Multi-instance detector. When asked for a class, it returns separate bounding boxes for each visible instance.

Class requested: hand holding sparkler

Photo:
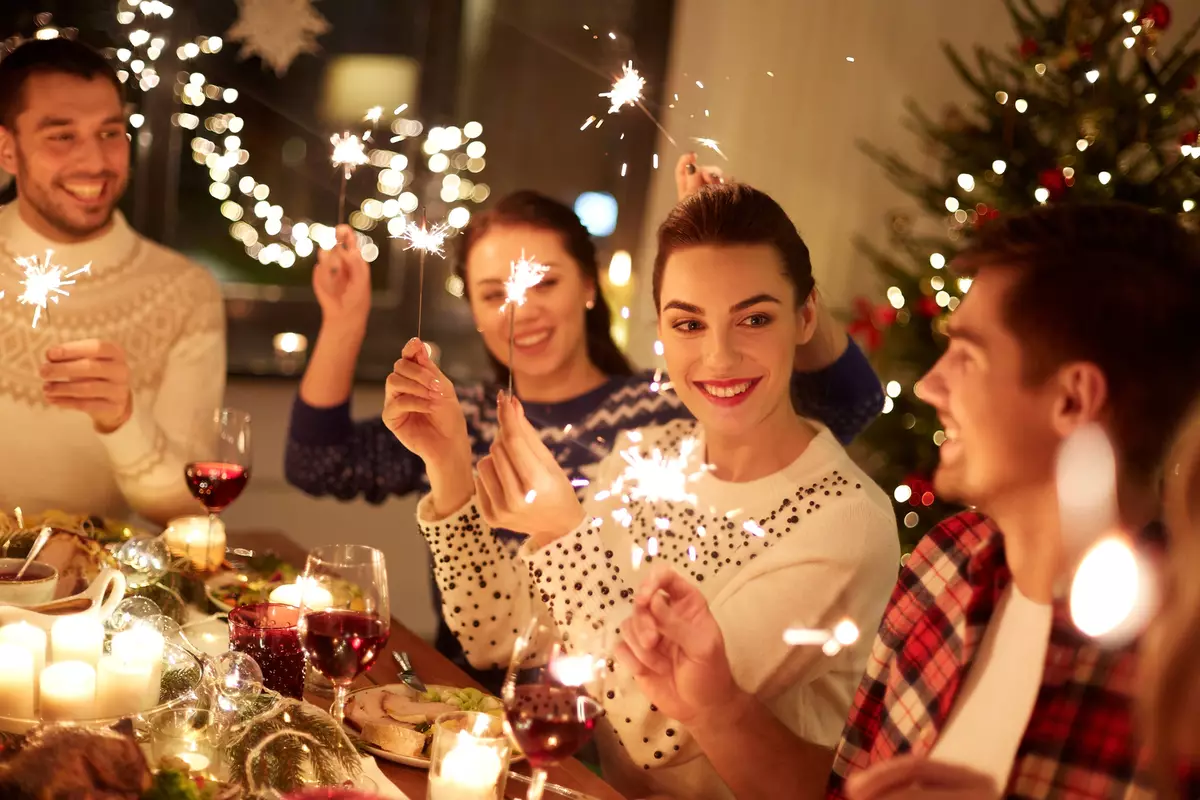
[313,225,371,334]
[40,339,133,433]
[330,131,370,228]
[675,153,724,201]
[475,392,583,543]
[615,565,742,727]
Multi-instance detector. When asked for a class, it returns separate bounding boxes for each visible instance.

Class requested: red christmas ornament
[1143,1,1172,30]
[1182,130,1199,147]
[1076,40,1093,60]
[878,305,898,327]
[1039,167,1067,199]
[1184,74,1197,91]
[848,297,892,352]
[902,474,936,507]
[1019,37,1039,59]
[975,205,1001,228]
[916,296,940,318]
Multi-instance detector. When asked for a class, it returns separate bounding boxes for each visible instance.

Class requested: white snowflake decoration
[226,0,330,77]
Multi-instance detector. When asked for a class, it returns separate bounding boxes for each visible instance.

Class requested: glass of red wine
[184,408,251,571]
[502,619,607,800]
[297,544,390,726]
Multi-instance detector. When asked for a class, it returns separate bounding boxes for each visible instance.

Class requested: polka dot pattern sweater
[417,419,900,800]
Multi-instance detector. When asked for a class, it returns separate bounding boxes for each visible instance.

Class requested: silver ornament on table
[104,596,162,633]
[113,535,171,589]
[212,650,264,711]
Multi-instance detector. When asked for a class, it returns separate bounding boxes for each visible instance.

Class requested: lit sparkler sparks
[329,132,370,178]
[364,106,384,124]
[398,219,450,258]
[691,136,728,160]
[14,250,91,328]
[599,61,645,114]
[609,437,704,505]
[783,618,860,656]
[503,251,550,310]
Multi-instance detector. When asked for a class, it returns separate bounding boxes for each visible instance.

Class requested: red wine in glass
[185,461,250,512]
[301,610,389,682]
[504,684,601,768]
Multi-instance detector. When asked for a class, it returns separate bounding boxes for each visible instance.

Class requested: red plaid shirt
[826,511,1162,799]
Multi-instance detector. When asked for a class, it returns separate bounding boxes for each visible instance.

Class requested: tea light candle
[111,626,165,706]
[0,621,47,677]
[429,734,505,800]
[51,615,104,667]
[40,661,96,720]
[0,643,35,720]
[163,516,226,571]
[96,654,155,718]
[269,580,333,612]
[175,751,211,773]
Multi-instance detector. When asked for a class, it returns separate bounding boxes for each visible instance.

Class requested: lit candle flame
[600,61,645,114]
[502,251,549,310]
[14,250,91,328]
[397,219,450,258]
[329,132,370,179]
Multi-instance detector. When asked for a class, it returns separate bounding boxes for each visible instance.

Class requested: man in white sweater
[0,38,225,524]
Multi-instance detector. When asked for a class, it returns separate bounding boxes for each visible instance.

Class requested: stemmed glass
[297,544,390,726]
[185,408,252,571]
[502,620,607,800]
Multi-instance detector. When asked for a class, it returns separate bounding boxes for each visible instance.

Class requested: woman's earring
[585,299,595,310]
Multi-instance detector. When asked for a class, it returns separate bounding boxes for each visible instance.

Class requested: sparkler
[13,250,91,328]
[396,212,450,338]
[784,618,860,657]
[501,251,550,395]
[599,61,645,114]
[691,136,728,160]
[329,131,370,227]
[608,437,704,505]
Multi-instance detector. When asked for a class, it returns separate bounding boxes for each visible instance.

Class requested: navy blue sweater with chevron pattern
[284,340,883,501]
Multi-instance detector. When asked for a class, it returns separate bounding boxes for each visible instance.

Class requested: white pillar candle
[40,661,96,721]
[268,580,333,612]
[51,615,105,667]
[0,621,47,677]
[96,655,155,718]
[111,626,165,706]
[0,643,35,720]
[162,516,226,571]
[429,735,505,800]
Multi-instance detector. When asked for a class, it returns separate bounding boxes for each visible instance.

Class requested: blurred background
[1,0,1166,639]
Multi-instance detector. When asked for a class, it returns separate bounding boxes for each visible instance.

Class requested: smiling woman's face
[657,243,810,438]
[464,223,595,381]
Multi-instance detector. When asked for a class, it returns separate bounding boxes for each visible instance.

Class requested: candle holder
[229,603,306,699]
[148,707,220,780]
[162,516,227,572]
[427,711,511,800]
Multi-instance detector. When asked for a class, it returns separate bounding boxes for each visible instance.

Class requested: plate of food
[205,553,297,612]
[344,683,520,768]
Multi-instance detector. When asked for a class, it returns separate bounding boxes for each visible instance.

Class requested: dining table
[232,531,628,800]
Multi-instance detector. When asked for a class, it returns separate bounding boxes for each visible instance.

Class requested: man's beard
[16,163,125,240]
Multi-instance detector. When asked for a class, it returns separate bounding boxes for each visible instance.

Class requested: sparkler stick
[14,250,91,329]
[329,132,369,229]
[501,251,549,395]
[395,210,450,339]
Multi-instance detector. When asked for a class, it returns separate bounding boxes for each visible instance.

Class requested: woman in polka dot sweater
[391,184,900,800]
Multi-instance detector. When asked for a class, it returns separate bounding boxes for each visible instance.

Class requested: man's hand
[615,565,745,727]
[846,756,999,800]
[41,339,133,433]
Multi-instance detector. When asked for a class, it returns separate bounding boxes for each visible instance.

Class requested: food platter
[343,683,521,769]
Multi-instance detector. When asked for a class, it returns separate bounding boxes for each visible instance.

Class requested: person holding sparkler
[407,184,899,800]
[289,176,885,683]
[611,203,1200,800]
[0,39,225,524]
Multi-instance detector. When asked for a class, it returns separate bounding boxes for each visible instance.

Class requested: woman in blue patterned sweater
[285,156,884,682]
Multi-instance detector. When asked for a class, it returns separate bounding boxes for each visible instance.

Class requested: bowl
[0,559,58,607]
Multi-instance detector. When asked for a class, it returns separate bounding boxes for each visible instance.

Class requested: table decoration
[50,613,105,666]
[0,644,35,723]
[39,660,97,720]
[0,621,46,675]
[149,707,220,780]
[269,579,333,612]
[164,516,228,573]
[426,711,510,800]
[229,603,307,699]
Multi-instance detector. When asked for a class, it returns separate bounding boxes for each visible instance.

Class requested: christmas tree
[852,0,1200,550]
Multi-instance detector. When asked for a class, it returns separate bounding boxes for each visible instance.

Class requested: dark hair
[0,38,123,130]
[652,183,815,310]
[453,190,632,384]
[954,203,1200,476]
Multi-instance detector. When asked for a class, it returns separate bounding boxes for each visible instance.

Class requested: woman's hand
[382,338,472,515]
[675,153,724,201]
[474,393,584,544]
[314,225,372,335]
[615,565,744,728]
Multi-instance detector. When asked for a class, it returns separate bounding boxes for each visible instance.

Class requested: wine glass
[185,408,252,571]
[297,545,390,726]
[502,619,607,800]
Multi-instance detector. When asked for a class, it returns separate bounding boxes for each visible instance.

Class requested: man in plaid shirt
[616,203,1200,799]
